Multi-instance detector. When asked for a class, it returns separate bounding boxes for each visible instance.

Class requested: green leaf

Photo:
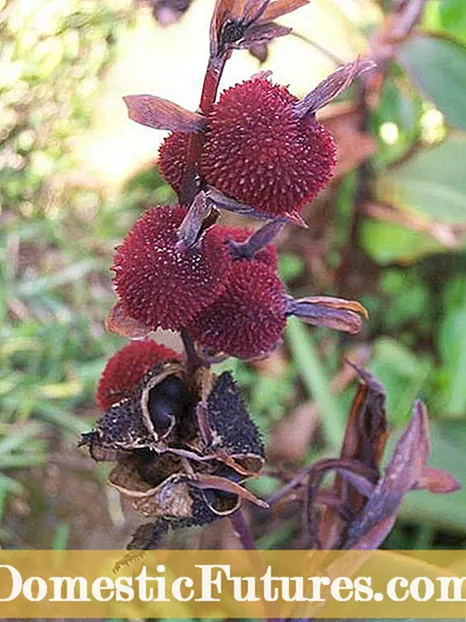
[398,33,466,131]
[369,338,434,425]
[440,0,466,44]
[437,276,466,416]
[361,219,443,264]
[378,136,466,225]
[285,318,345,449]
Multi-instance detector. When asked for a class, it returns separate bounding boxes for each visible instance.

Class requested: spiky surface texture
[215,225,278,269]
[158,79,336,218]
[158,131,190,194]
[201,78,336,217]
[112,205,232,330]
[189,260,287,359]
[97,340,180,411]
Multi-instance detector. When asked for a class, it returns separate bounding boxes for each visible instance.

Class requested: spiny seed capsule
[158,78,336,219]
[112,205,232,330]
[201,78,336,218]
[189,260,287,360]
[159,131,190,196]
[96,340,180,411]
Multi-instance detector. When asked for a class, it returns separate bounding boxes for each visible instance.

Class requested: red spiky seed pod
[189,260,287,360]
[97,340,180,411]
[112,205,232,330]
[158,131,190,195]
[201,77,336,218]
[158,78,336,219]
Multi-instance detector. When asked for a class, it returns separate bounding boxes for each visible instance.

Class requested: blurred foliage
[1,0,466,553]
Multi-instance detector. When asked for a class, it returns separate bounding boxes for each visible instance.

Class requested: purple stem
[230,510,283,622]
[230,220,284,260]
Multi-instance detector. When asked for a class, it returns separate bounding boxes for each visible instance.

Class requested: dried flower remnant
[82,352,265,549]
[210,0,309,59]
[272,368,460,551]
[112,205,232,330]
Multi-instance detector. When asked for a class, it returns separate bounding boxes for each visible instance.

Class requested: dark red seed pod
[158,131,190,194]
[214,225,278,269]
[201,78,336,218]
[97,340,180,411]
[189,260,287,360]
[112,205,232,330]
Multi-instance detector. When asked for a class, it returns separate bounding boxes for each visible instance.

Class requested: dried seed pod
[82,360,187,454]
[189,260,287,360]
[204,372,265,473]
[97,340,181,411]
[108,453,194,519]
[112,205,233,330]
[83,363,266,550]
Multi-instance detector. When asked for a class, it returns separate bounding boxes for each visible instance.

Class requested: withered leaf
[414,466,461,494]
[191,473,268,508]
[123,95,206,132]
[289,296,368,334]
[344,401,431,548]
[294,58,376,118]
[106,302,152,339]
[259,0,308,23]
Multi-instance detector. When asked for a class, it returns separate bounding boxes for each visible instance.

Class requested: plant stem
[230,510,284,622]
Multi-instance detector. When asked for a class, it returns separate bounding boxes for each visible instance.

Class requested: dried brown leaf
[415,466,461,494]
[105,303,152,339]
[295,58,376,117]
[259,0,308,23]
[289,296,368,334]
[123,95,206,132]
[191,474,269,508]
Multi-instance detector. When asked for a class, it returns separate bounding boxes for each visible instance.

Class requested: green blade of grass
[286,318,345,449]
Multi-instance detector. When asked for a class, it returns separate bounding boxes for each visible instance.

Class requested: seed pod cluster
[112,205,290,359]
[82,341,265,549]
[88,2,371,551]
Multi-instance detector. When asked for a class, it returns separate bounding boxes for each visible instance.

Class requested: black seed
[147,376,186,432]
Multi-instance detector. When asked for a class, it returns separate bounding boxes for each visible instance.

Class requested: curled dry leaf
[259,0,308,22]
[271,368,460,552]
[105,302,152,339]
[123,95,206,132]
[345,401,432,548]
[191,474,269,508]
[294,58,377,118]
[288,295,368,334]
[414,466,461,494]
